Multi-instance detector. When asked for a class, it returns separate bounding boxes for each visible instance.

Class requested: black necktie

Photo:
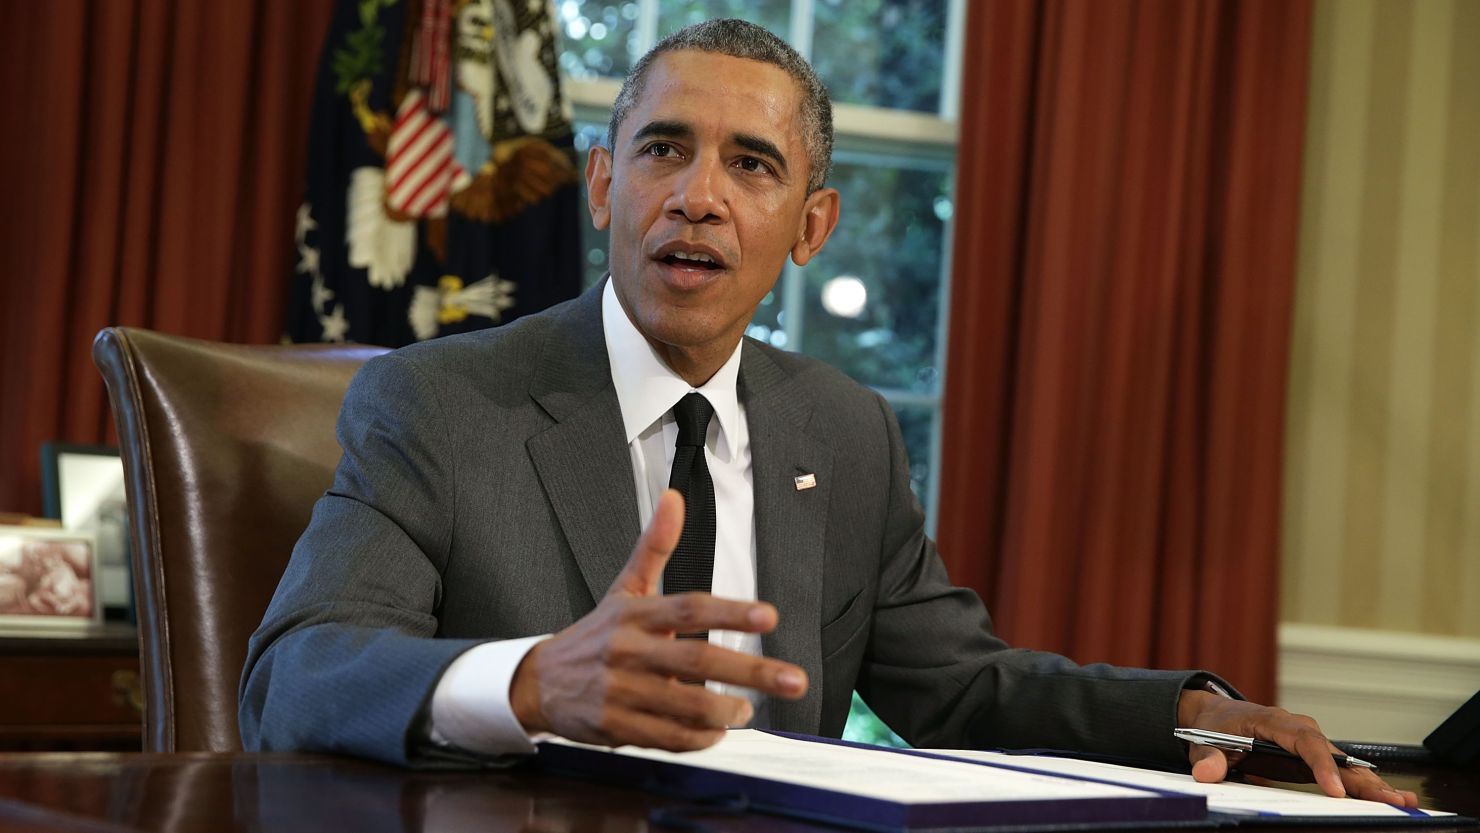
[664,393,716,642]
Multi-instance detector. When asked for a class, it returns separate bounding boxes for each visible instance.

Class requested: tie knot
[673,393,714,448]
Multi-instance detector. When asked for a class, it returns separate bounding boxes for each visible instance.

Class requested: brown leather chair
[93,328,387,753]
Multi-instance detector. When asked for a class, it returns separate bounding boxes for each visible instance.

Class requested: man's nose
[665,157,728,224]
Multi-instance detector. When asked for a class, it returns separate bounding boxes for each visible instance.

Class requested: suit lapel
[741,342,832,733]
[526,285,641,605]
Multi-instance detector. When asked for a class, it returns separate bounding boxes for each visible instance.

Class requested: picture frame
[40,442,133,621]
[0,525,101,627]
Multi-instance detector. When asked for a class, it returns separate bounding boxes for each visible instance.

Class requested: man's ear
[790,187,840,267]
[585,146,613,231]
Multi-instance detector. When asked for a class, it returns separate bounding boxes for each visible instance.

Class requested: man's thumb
[1189,744,1230,784]
[610,489,685,597]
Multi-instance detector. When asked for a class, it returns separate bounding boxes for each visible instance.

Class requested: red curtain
[937,0,1311,705]
[0,1,334,516]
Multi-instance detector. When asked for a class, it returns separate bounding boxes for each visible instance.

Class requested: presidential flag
[285,0,582,347]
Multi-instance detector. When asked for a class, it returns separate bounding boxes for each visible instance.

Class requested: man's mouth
[659,250,724,271]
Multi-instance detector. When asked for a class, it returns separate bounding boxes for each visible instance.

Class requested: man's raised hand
[508,489,808,751]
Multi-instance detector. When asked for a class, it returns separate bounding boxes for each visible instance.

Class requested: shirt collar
[602,279,743,459]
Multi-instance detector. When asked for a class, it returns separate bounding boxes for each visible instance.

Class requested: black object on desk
[1427,690,1480,767]
[1334,741,1436,767]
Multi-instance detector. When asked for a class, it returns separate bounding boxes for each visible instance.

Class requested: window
[561,0,964,747]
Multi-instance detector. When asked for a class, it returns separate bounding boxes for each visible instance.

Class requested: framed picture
[0,526,100,627]
[40,443,133,620]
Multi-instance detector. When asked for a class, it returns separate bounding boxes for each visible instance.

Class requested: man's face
[586,51,839,372]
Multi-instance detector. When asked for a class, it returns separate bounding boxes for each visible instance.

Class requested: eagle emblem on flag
[285,0,582,347]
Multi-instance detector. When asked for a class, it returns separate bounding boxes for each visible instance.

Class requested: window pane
[890,402,935,508]
[573,122,611,290]
[811,0,947,113]
[798,156,950,394]
[557,1,643,79]
[744,288,787,349]
[658,0,790,42]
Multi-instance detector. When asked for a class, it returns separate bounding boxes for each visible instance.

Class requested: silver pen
[1175,728,1377,770]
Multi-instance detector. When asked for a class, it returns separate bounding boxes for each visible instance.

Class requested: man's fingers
[1335,755,1420,807]
[593,706,727,752]
[1341,768,1418,807]
[1240,721,1344,797]
[630,635,808,699]
[1330,744,1419,807]
[1188,744,1228,784]
[608,669,754,729]
[597,614,805,698]
[609,490,685,598]
[626,593,779,635]
[1228,709,1345,797]
[1291,730,1345,798]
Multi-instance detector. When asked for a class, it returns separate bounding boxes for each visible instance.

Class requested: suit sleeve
[238,353,488,766]
[855,393,1235,765]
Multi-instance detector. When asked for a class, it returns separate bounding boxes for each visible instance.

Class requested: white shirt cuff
[428,634,551,755]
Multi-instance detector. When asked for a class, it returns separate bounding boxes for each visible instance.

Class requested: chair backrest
[93,327,387,753]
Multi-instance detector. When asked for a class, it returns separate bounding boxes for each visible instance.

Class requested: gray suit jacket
[240,282,1216,766]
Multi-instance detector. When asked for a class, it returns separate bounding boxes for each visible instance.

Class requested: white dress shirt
[428,281,760,755]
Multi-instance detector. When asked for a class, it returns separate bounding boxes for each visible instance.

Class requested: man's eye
[645,143,676,157]
[736,157,771,174]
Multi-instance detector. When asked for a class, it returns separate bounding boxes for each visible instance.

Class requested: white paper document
[550,729,1165,805]
[921,746,1456,820]
[542,729,1460,826]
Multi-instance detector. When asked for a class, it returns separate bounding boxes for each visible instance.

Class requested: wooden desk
[0,751,1474,833]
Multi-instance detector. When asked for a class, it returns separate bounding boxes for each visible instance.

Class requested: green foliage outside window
[843,691,908,748]
[812,0,947,113]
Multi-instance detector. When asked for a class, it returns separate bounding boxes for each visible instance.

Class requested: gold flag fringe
[349,81,393,158]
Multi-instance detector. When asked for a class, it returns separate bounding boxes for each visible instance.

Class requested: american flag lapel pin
[793,473,817,491]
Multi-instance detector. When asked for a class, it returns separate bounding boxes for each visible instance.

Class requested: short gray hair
[606,19,834,193]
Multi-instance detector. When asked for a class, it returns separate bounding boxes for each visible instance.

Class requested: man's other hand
[1177,690,1418,807]
[508,489,809,751]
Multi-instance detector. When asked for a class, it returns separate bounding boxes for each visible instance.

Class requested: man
[241,19,1414,806]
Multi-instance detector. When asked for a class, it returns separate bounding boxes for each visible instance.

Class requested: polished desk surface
[0,751,1474,833]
